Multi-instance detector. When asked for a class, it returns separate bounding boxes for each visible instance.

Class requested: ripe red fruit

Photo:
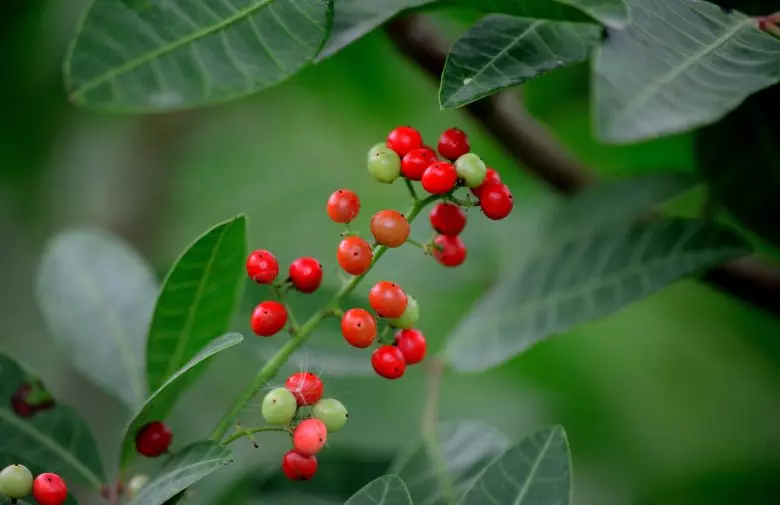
[11,383,54,418]
[429,203,466,236]
[480,183,514,220]
[246,250,279,284]
[32,473,68,505]
[401,147,437,181]
[371,346,406,379]
[282,450,318,481]
[370,210,410,248]
[341,308,377,348]
[135,421,173,457]
[337,236,373,275]
[438,128,470,161]
[433,235,467,267]
[471,168,501,199]
[368,281,408,318]
[289,257,323,293]
[285,372,324,406]
[421,161,458,195]
[327,189,361,223]
[292,419,328,456]
[251,301,288,337]
[386,126,423,156]
[395,329,427,365]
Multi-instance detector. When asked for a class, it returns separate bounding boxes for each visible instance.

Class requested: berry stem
[445,195,477,207]
[405,238,427,250]
[404,178,420,202]
[271,285,301,333]
[221,426,290,446]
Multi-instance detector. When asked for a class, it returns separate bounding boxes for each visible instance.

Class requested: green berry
[0,464,33,499]
[388,295,419,329]
[262,387,298,425]
[312,398,348,433]
[368,150,401,184]
[368,142,393,160]
[455,153,487,188]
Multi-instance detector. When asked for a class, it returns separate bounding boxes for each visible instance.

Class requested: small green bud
[312,398,348,432]
[455,153,487,188]
[262,387,298,425]
[0,464,33,499]
[388,295,419,329]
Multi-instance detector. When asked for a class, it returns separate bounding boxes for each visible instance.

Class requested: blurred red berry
[429,203,466,236]
[437,128,470,161]
[387,126,423,156]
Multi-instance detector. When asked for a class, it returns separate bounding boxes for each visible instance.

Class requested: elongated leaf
[696,86,780,249]
[593,0,780,143]
[445,218,750,372]
[120,333,243,470]
[0,355,105,488]
[147,215,246,392]
[440,15,600,108]
[66,0,333,111]
[392,422,510,505]
[458,425,571,505]
[36,229,157,409]
[555,0,628,28]
[126,442,233,505]
[344,475,412,505]
[453,0,591,23]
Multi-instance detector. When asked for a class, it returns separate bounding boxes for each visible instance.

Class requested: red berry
[246,250,279,284]
[433,235,467,267]
[341,308,377,348]
[429,203,466,236]
[371,346,406,379]
[251,301,288,337]
[395,329,427,365]
[471,168,501,199]
[421,161,458,195]
[285,372,324,406]
[289,257,323,293]
[135,421,173,457]
[368,281,408,319]
[387,126,423,156]
[438,128,470,161]
[327,189,361,224]
[401,147,437,181]
[11,383,54,418]
[370,210,410,248]
[282,450,318,481]
[32,473,68,505]
[292,419,328,456]
[337,236,373,276]
[480,183,514,220]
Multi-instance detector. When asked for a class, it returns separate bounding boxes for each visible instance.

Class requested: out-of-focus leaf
[554,0,628,27]
[343,475,412,505]
[453,0,591,23]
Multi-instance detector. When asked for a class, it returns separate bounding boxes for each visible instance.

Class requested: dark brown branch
[385,14,780,316]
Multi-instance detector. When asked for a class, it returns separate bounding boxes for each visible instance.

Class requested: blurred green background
[3,2,780,504]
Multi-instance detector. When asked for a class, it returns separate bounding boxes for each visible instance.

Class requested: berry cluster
[0,465,67,505]
[261,372,347,481]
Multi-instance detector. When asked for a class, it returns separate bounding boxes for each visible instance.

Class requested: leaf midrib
[513,430,556,505]
[134,455,231,503]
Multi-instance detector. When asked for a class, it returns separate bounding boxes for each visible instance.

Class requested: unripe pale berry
[246,249,279,284]
[262,387,298,425]
[341,308,377,348]
[480,183,514,220]
[282,451,318,481]
[368,149,401,184]
[368,281,408,319]
[327,189,361,224]
[401,147,437,181]
[292,419,328,456]
[251,300,288,337]
[368,142,393,160]
[421,161,458,195]
[387,126,423,156]
[471,167,501,199]
[0,464,33,499]
[135,421,173,457]
[285,372,324,406]
[429,203,466,236]
[32,473,68,505]
[371,345,406,379]
[433,235,467,267]
[289,257,323,293]
[312,398,348,432]
[438,128,470,161]
[370,210,410,248]
[388,295,419,329]
[126,474,149,498]
[395,329,427,365]
[337,236,373,276]
[455,153,487,188]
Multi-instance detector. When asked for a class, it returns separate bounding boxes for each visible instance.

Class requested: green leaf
[593,0,780,144]
[444,218,750,372]
[458,425,571,505]
[125,442,233,505]
[554,0,628,28]
[65,0,333,112]
[439,15,600,108]
[147,215,247,393]
[391,422,510,505]
[120,333,243,470]
[453,0,592,23]
[36,229,158,409]
[696,86,780,249]
[344,475,412,505]
[0,354,105,488]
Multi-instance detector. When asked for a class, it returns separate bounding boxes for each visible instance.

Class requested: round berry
[126,474,149,498]
[32,474,67,505]
[401,147,437,181]
[368,142,393,160]
[337,236,373,276]
[388,295,419,330]
[471,168,501,199]
[289,257,323,293]
[454,153,487,188]
[326,189,361,224]
[429,203,466,236]
[368,281,408,319]
[341,308,377,348]
[371,346,406,379]
[282,450,318,481]
[0,464,33,499]
[433,235,467,267]
[368,149,401,184]
[480,183,514,220]
[135,421,173,457]
[292,419,328,456]
[246,249,279,284]
[438,128,470,161]
[387,126,423,156]
[421,161,458,195]
[261,387,298,425]
[10,385,35,418]
[370,210,410,248]
[395,329,427,365]
[312,398,348,433]
[285,372,324,406]
[251,301,288,337]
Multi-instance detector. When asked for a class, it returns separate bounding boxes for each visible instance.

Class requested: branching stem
[221,426,290,446]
